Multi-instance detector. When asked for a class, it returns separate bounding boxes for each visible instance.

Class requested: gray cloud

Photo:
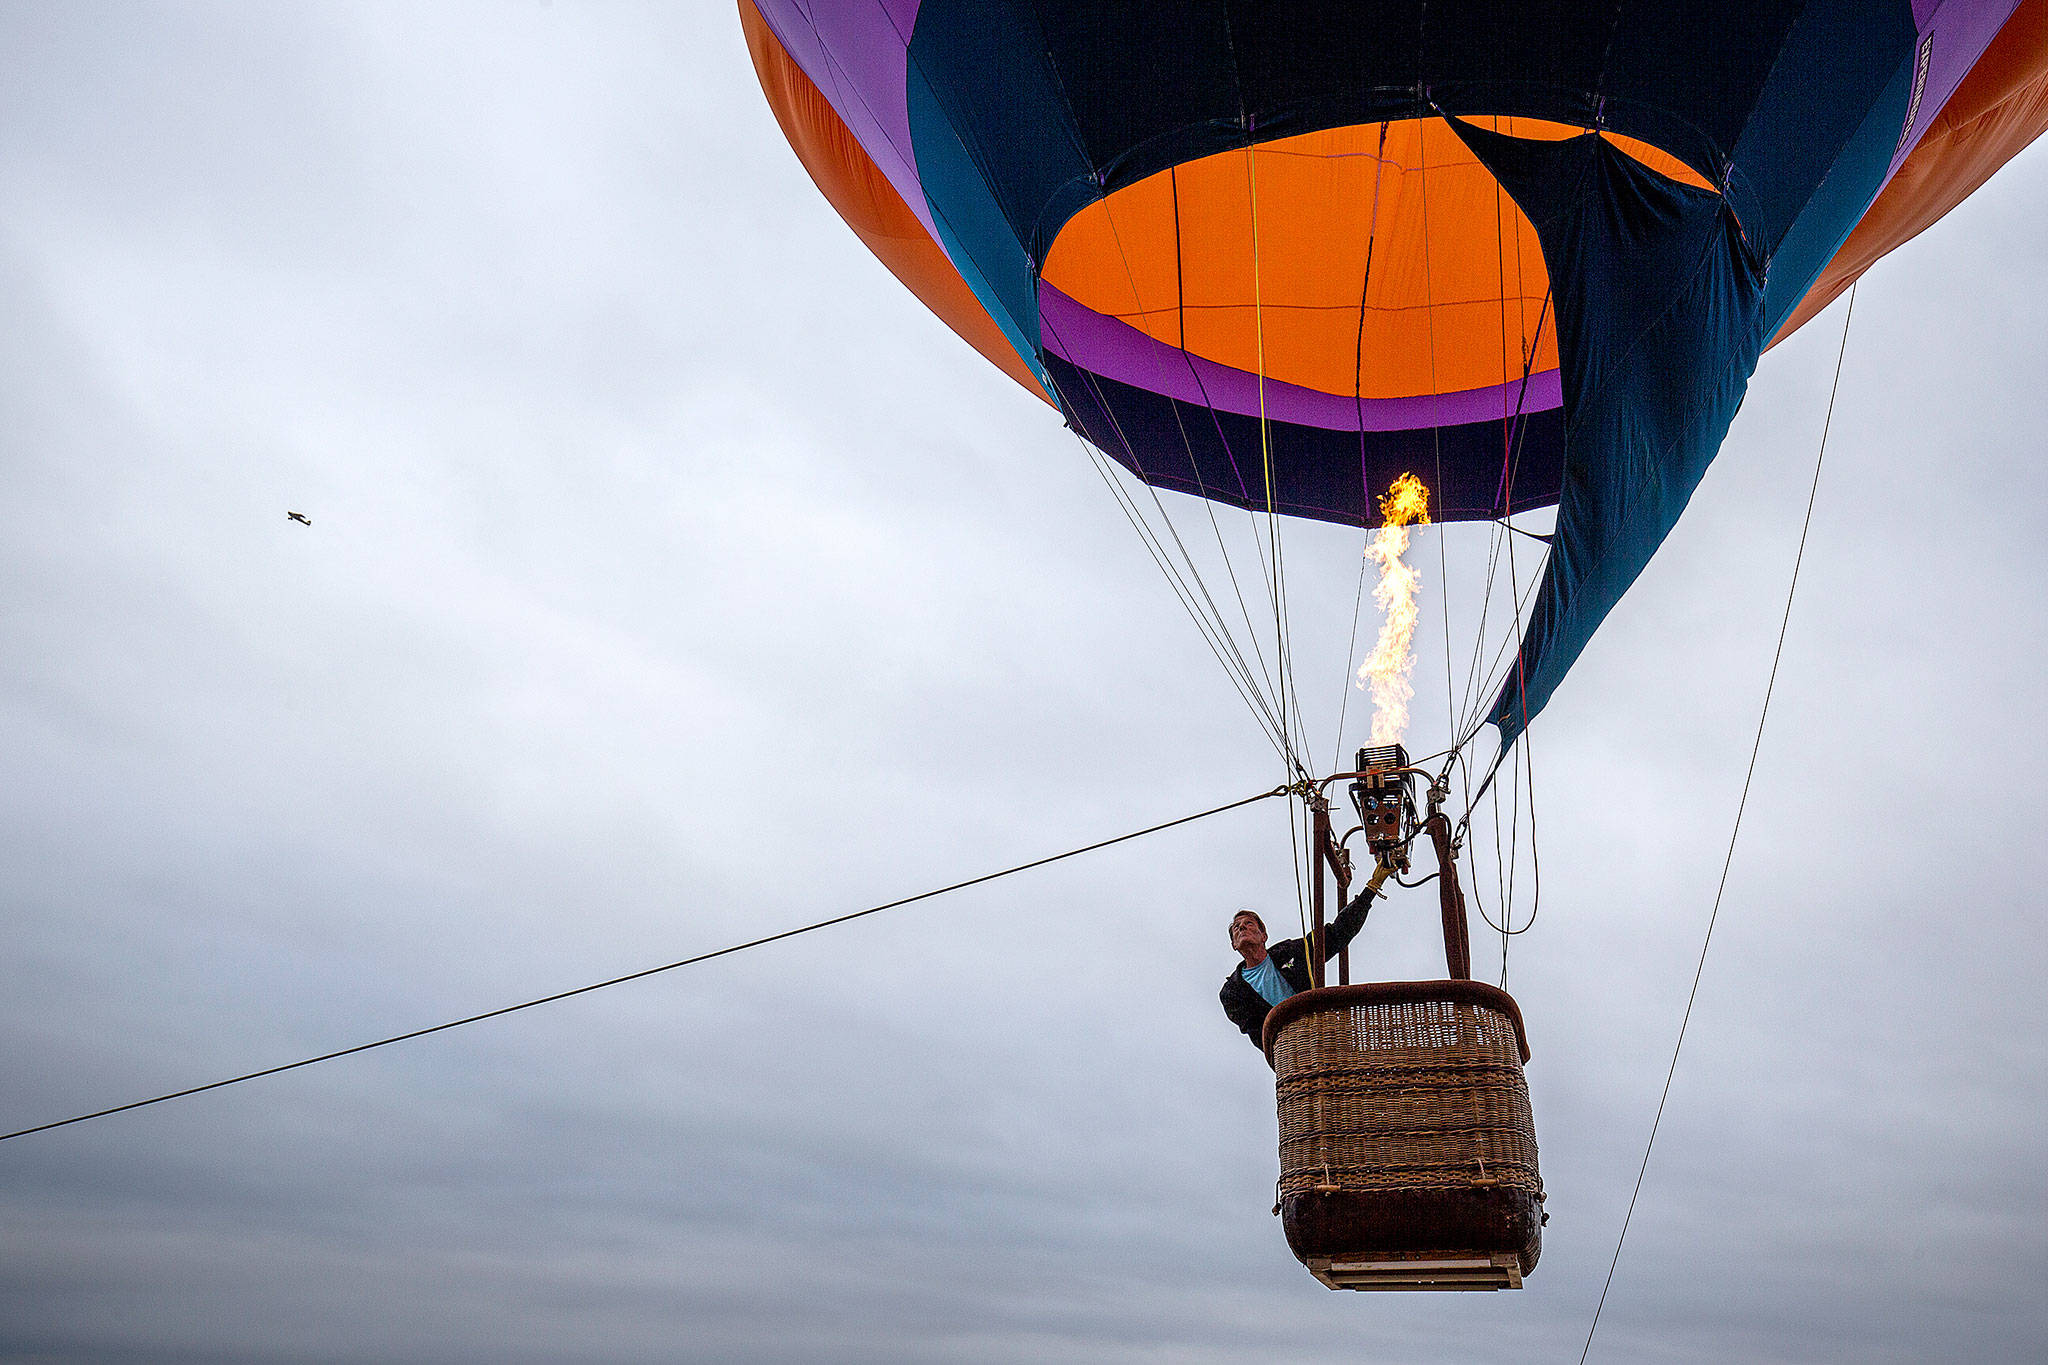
[3,3,2046,1362]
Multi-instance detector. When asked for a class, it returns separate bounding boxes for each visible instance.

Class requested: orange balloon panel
[1041,117,1709,402]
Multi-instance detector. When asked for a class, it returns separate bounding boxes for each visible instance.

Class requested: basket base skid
[1305,1252,1524,1292]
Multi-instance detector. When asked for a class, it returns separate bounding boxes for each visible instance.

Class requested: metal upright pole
[1426,810,1472,980]
[1327,822,1353,987]
[1309,798,1329,988]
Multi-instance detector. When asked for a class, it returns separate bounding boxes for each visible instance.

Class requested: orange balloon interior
[1041,117,1711,402]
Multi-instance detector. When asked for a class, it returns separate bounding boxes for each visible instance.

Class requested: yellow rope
[1247,138,1313,968]
[1248,144,1274,519]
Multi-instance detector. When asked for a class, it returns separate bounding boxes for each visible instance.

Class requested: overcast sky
[3,4,2046,1362]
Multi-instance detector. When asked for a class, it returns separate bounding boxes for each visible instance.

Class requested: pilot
[1220,862,1391,1050]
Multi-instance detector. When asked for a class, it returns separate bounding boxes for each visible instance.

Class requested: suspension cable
[1044,353,1298,763]
[1243,138,1317,943]
[1062,176,1314,779]
[1,785,1288,1145]
[1580,284,1857,1362]
[1097,185,1308,767]
[1246,141,1312,779]
[1337,122,1394,774]
[1059,408,1297,760]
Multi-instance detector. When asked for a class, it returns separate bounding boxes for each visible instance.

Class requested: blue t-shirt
[1240,955,1295,1008]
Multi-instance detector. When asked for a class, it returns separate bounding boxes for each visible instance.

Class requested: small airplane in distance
[287,511,311,526]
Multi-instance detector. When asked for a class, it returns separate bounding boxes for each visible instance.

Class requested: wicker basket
[1263,981,1543,1289]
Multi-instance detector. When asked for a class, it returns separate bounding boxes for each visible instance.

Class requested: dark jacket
[1220,886,1378,1050]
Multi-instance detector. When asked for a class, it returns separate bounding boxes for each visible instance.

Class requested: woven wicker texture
[1272,993,1542,1201]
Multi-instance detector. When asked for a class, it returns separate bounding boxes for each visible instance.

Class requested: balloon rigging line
[1457,731,1539,956]
[1066,169,1319,781]
[1455,511,1519,740]
[1081,430,1275,740]
[1151,392,1295,736]
[1194,488,1298,739]
[1038,306,1299,767]
[1437,121,1467,773]
[1247,142,1315,799]
[1340,122,1391,774]
[1504,728,1541,957]
[1246,138,1316,940]
[1474,570,1551,733]
[1150,291,1305,745]
[1064,419,1295,764]
[1424,101,1535,753]
[1095,181,1306,771]
[1501,522,1526,739]
[1493,751,1514,961]
[1457,556,1552,755]
[1418,111,1453,772]
[1067,431,1268,737]
[1521,732,1543,940]
[1504,741,1522,935]
[1448,287,1577,952]
[1333,545,1371,768]
[1455,385,1555,935]
[0,786,1289,1146]
[1445,116,1516,897]
[1451,279,1554,744]
[1452,119,1535,925]
[1456,287,1556,746]
[1252,179,1311,771]
[1162,175,1316,747]
[1580,283,1857,1363]
[1467,742,1516,944]
[1142,455,1298,764]
[1055,351,1303,774]
[1455,530,1504,741]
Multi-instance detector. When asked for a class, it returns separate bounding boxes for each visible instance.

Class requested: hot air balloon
[742,0,2048,1290]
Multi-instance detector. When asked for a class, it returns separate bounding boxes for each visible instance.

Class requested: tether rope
[0,785,1286,1145]
[1580,283,1856,1362]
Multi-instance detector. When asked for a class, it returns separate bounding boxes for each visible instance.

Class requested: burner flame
[1356,473,1431,745]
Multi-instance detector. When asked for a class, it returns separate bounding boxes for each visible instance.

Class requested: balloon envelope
[744,0,2048,736]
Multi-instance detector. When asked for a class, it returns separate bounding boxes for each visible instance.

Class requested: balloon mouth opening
[1038,114,1709,406]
